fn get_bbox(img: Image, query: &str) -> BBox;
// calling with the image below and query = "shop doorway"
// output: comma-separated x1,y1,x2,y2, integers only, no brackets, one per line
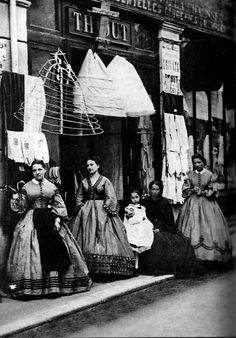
60,48,157,215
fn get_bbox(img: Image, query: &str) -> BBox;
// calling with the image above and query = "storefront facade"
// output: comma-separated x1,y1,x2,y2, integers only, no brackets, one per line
0,0,235,282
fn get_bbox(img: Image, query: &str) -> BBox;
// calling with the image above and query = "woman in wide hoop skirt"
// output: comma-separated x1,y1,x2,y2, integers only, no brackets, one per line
6,159,92,298
68,156,135,280
176,153,232,269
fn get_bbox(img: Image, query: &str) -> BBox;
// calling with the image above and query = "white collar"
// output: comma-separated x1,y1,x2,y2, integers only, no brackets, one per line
195,168,206,175
32,178,48,185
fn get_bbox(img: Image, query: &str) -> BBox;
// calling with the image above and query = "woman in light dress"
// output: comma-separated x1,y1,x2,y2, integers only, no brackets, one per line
176,153,232,269
68,156,135,280
6,159,92,298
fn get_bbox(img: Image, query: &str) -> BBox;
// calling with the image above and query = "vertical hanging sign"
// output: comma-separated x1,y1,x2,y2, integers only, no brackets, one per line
0,40,7,74
161,41,181,95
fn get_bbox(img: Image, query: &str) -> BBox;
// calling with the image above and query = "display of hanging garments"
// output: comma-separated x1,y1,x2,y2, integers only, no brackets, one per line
162,113,190,204
107,55,155,117
7,131,49,165
138,116,155,196
23,75,46,133
38,49,103,136
74,49,126,118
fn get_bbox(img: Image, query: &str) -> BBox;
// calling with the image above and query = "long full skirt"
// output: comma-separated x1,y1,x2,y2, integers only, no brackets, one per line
68,200,135,276
138,231,203,278
6,210,92,298
176,195,232,263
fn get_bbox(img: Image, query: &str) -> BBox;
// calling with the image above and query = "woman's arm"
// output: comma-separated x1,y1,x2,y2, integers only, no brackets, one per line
103,178,120,216
10,186,28,214
182,174,194,198
202,173,219,199
51,188,68,221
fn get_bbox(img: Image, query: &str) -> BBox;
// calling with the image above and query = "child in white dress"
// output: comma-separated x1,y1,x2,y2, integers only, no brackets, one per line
124,188,154,271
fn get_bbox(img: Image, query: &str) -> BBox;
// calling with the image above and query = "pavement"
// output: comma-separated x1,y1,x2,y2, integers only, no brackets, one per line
0,273,174,337
1,223,235,338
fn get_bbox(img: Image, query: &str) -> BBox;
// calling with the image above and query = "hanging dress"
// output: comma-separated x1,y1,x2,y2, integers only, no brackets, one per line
68,175,135,277
176,169,232,264
7,178,92,298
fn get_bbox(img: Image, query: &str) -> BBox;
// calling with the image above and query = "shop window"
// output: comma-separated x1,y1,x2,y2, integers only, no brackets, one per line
134,24,153,51
195,92,209,167
182,88,236,191
226,108,236,189
29,0,58,30
211,89,225,189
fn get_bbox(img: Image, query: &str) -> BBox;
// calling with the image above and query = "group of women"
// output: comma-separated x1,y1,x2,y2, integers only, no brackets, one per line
5,153,232,298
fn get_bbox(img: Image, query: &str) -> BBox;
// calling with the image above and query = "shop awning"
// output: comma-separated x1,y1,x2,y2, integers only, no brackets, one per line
107,55,156,117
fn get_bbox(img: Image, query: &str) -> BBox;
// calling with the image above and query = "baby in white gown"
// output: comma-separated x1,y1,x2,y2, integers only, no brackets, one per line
124,189,154,270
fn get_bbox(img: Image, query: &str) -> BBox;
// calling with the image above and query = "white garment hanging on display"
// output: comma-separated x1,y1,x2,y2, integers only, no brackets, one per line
175,115,189,174
7,131,49,165
107,55,156,117
23,75,46,132
74,49,126,117
162,113,190,204
7,131,25,163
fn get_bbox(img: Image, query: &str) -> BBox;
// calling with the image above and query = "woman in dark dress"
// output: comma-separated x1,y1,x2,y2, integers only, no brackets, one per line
7,160,92,298
139,180,204,278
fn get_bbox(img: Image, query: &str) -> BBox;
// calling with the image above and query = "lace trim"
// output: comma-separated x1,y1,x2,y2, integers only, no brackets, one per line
84,253,135,275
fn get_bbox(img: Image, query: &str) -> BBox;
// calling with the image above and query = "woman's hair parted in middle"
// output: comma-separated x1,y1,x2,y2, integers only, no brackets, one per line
31,159,46,169
148,180,163,191
86,155,103,173
192,153,207,165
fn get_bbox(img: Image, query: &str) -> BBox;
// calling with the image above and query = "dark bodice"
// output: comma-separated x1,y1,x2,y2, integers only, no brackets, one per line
141,196,177,233
83,176,105,200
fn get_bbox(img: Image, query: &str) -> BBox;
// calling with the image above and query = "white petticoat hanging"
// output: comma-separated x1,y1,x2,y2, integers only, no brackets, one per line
74,49,126,117
107,55,156,117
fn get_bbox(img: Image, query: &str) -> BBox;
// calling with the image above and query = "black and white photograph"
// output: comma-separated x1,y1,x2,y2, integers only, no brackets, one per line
0,0,235,337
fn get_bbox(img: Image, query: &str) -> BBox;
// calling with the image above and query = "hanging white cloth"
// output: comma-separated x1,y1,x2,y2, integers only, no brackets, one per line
7,131,49,165
162,113,190,204
107,55,155,117
23,75,46,132
74,49,126,117
7,131,25,163
34,133,50,164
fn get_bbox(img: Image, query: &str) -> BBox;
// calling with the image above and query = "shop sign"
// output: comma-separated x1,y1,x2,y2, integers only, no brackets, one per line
0,40,7,73
113,0,229,34
161,41,181,95
68,7,131,46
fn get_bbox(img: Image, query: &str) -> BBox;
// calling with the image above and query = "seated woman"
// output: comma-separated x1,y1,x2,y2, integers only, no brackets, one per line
139,180,204,278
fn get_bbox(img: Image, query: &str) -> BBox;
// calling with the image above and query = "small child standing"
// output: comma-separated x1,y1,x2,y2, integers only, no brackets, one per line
124,188,154,271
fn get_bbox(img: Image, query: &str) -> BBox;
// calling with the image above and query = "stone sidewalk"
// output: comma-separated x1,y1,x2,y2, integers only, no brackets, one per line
0,274,174,337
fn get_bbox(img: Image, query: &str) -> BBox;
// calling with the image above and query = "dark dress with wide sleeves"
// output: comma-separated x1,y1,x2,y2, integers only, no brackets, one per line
139,196,203,278
176,169,232,264
68,175,135,277
6,178,92,298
